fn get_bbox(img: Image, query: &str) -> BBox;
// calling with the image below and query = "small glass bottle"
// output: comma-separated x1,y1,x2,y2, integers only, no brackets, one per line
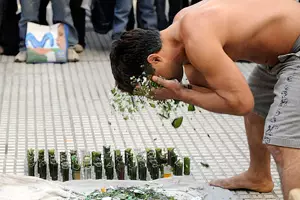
163,165,172,178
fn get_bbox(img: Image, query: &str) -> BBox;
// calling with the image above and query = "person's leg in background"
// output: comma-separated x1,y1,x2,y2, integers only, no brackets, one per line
38,0,49,25
168,0,188,25
51,0,79,62
136,0,157,30
168,0,180,24
15,0,41,62
37,0,85,53
154,0,168,30
0,0,19,55
70,0,86,53
182,0,189,7
191,0,201,5
0,0,5,54
126,6,135,31
112,0,132,40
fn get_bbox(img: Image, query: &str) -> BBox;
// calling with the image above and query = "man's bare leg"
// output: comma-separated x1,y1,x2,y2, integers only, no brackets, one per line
210,112,274,192
267,146,300,200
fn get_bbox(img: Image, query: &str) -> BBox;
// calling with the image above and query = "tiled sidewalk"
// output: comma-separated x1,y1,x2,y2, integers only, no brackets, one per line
0,32,281,199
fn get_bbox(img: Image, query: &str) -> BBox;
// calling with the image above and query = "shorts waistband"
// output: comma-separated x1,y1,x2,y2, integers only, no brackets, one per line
291,36,300,53
277,35,300,64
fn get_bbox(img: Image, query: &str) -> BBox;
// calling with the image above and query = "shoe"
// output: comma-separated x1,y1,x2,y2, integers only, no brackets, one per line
0,46,3,55
74,44,84,53
68,48,80,62
14,51,27,62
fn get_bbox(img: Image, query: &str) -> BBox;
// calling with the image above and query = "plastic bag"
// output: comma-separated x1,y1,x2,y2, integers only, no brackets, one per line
0,174,82,200
25,22,68,63
0,174,238,200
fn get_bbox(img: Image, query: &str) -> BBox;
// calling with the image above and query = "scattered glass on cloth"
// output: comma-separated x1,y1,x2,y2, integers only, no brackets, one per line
0,174,238,200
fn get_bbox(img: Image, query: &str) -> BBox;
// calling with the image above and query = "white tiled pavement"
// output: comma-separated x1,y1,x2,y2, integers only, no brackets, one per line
0,31,282,199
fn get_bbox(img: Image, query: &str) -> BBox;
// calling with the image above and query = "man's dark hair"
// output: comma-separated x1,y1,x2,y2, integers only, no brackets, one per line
110,28,162,94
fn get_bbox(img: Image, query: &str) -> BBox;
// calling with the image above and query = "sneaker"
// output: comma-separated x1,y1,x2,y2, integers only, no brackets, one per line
68,48,80,62
14,51,27,62
74,44,84,53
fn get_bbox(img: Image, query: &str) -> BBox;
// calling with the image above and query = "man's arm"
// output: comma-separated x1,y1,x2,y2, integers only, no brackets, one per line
181,23,254,115
184,63,210,88
153,19,254,115
153,74,253,116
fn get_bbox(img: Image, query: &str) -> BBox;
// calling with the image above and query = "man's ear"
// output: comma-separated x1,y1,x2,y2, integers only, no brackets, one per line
147,54,162,65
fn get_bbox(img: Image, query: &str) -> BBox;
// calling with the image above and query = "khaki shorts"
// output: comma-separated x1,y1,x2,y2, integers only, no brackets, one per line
248,37,300,148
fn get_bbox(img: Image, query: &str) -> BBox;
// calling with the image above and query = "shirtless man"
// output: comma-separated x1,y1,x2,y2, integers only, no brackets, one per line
109,0,300,199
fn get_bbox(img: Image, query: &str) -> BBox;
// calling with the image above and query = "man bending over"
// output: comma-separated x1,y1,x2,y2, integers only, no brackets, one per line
109,0,300,199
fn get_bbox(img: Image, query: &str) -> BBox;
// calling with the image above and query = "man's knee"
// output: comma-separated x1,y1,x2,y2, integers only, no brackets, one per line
267,145,284,164
268,145,300,170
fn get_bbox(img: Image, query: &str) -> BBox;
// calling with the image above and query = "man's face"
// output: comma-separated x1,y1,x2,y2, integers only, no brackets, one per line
152,59,184,82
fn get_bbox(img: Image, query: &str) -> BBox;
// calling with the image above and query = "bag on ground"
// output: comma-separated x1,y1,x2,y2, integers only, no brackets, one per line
25,22,68,63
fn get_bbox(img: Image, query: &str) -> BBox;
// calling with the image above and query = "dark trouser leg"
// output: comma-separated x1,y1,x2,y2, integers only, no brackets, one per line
38,0,50,25
70,0,86,47
136,0,157,30
51,0,78,47
112,0,132,40
126,6,135,31
0,0,19,55
191,0,201,5
168,0,188,25
154,0,168,30
19,0,41,51
182,0,189,7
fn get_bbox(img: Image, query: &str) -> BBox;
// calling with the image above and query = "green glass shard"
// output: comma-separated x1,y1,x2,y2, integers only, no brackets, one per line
123,116,129,120
174,100,180,104
188,104,195,111
200,162,210,168
172,117,183,128
149,103,156,108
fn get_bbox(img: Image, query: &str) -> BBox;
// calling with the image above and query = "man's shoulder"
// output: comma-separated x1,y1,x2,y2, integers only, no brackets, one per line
174,7,190,22
180,16,218,44
179,10,227,48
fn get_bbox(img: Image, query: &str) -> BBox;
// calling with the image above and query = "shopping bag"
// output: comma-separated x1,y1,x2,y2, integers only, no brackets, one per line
25,22,68,63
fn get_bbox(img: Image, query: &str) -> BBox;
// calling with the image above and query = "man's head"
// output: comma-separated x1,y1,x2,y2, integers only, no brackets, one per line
110,28,184,94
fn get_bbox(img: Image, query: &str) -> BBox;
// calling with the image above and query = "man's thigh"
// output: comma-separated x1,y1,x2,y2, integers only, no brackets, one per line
248,64,277,118
263,64,300,148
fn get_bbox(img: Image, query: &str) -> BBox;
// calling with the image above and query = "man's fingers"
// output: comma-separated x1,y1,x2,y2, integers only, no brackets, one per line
152,76,165,86
151,88,168,100
151,88,164,96
152,76,179,89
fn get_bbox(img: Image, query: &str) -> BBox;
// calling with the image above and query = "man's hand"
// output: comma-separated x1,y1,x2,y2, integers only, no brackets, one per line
151,76,185,100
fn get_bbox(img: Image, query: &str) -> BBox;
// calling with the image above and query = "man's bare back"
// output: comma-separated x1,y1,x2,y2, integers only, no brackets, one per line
177,0,300,66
